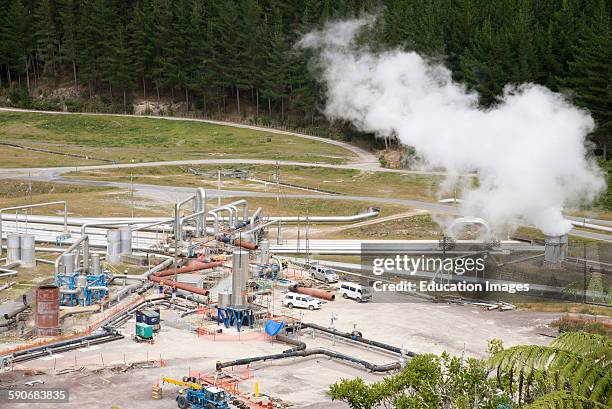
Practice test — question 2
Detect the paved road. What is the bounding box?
[3,167,610,242]
[1,108,610,242]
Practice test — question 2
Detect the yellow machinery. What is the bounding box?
[162,377,202,390]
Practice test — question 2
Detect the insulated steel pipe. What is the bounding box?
[217,206,236,228]
[2,294,28,321]
[174,189,210,241]
[208,211,220,235]
[195,188,207,237]
[241,220,278,236]
[250,207,262,225]
[227,205,239,227]
[53,235,89,276]
[230,199,248,223]
[153,260,224,278]
[0,201,68,258]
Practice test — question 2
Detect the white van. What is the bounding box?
[339,282,372,302]
[282,292,322,310]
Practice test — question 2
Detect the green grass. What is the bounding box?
[0,182,169,218]
[325,213,442,240]
[0,112,356,166]
[66,164,453,201]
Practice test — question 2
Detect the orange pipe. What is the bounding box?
[149,275,210,297]
[293,286,335,301]
[233,239,258,250]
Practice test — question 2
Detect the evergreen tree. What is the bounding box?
[4,0,34,89]
[57,0,80,89]
[130,0,155,100]
[106,24,133,112]
[261,12,290,118]
[566,0,611,147]
[77,0,113,97]
[0,0,608,153]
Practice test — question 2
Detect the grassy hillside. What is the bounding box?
[0,112,356,167]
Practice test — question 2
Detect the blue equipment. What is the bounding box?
[176,386,229,409]
[55,273,109,306]
[216,306,254,332]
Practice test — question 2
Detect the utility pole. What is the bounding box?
[130,159,135,217]
[217,170,221,207]
[297,215,301,255]
[583,242,587,304]
[275,161,281,203]
[130,172,134,218]
[28,172,32,209]
[306,215,310,265]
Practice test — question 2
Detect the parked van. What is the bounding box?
[309,265,339,283]
[339,282,372,302]
[282,292,322,310]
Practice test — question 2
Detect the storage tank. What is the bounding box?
[544,234,568,268]
[231,249,250,307]
[35,285,61,336]
[106,229,121,264]
[91,253,101,275]
[19,234,36,268]
[6,233,20,264]
[218,291,232,308]
[119,227,132,254]
[62,252,76,275]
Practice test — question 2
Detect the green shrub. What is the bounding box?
[550,315,611,337]
[8,86,32,108]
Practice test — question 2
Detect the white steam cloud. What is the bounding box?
[298,18,605,236]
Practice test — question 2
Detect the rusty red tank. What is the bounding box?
[35,285,61,336]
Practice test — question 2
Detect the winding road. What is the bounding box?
[0,108,610,242]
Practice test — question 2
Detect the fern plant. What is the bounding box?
[490,332,611,408]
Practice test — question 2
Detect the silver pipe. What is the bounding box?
[209,207,232,233]
[2,295,28,321]
[251,207,262,224]
[223,199,248,224]
[208,211,220,235]
[570,220,612,233]
[174,194,197,242]
[0,201,68,258]
[219,206,235,228]
[131,218,173,232]
[196,188,207,237]
[81,221,133,237]
[0,270,17,278]
[54,235,88,275]
[81,221,136,271]
[241,220,278,235]
[228,205,239,227]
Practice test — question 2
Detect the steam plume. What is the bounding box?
[298,18,605,236]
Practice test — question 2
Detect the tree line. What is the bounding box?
[0,0,609,146]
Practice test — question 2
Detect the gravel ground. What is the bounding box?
[0,290,560,409]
